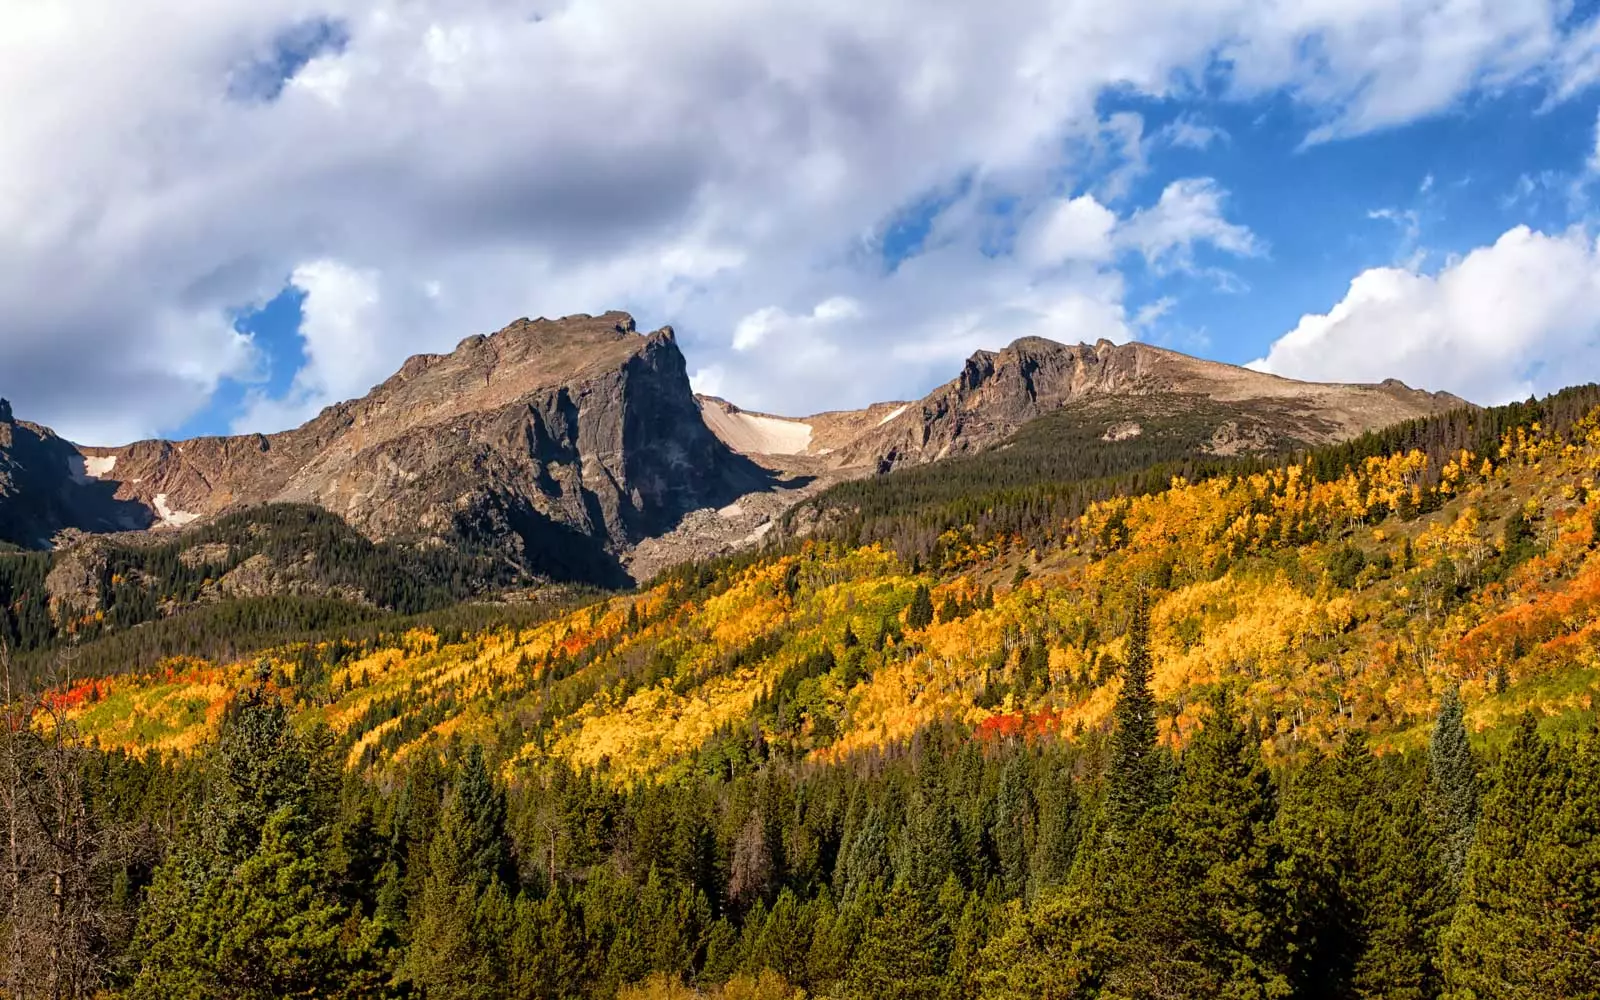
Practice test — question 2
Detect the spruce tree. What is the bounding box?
[1167,695,1288,998]
[845,884,950,1000]
[1441,712,1572,998]
[1105,594,1162,833]
[993,754,1033,899]
[906,585,935,630]
[455,744,514,890]
[1428,686,1479,882]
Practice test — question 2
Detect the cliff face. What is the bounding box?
[697,337,1467,473]
[2,316,1469,585]
[7,312,774,583]
[0,402,152,548]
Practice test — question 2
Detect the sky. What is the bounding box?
[2,1,1600,444]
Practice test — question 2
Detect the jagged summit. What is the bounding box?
[0,311,773,583]
[2,311,1466,583]
[696,334,1467,473]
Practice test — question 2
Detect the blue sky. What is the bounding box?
[3,1,1600,443]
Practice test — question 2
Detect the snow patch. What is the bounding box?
[152,494,200,528]
[699,400,813,455]
[66,454,117,484]
[877,404,909,426]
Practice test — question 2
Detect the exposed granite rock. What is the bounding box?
[6,312,783,584]
[699,336,1468,475]
[3,314,1467,586]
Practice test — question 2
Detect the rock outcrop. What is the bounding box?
[2,318,1467,585]
[5,313,780,583]
[699,337,1467,473]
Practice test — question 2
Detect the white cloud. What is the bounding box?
[1250,225,1600,404]
[1157,116,1228,150]
[233,260,386,431]
[0,1,1593,439]
[1549,15,1600,103]
[1019,195,1119,267]
[1116,178,1264,270]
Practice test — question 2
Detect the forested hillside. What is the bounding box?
[0,504,538,684]
[7,388,1600,997]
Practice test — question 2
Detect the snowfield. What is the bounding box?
[698,400,813,455]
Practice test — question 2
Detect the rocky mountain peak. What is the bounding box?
[0,311,778,583]
[0,397,11,424]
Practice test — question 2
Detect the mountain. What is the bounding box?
[1,312,780,585]
[25,376,1600,1000]
[2,314,1463,590]
[698,336,1466,472]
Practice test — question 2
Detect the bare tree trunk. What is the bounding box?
[0,637,107,1000]
[2,637,31,1000]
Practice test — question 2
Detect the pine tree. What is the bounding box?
[1027,764,1079,896]
[1350,759,1450,1000]
[993,754,1032,899]
[906,585,935,630]
[845,884,950,1000]
[1441,712,1583,999]
[409,803,505,999]
[1428,686,1479,882]
[1167,695,1288,999]
[1105,594,1162,833]
[454,744,514,890]
[131,807,357,1000]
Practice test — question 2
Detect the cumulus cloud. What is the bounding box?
[0,0,1594,439]
[233,260,387,431]
[1249,226,1600,404]
[1019,196,1119,267]
[1117,179,1264,270]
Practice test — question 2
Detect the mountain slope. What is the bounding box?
[4,316,1463,591]
[3,313,780,584]
[60,386,1600,777]
[700,337,1466,473]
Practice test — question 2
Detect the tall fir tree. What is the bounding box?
[1105,593,1162,834]
[1166,695,1289,999]
[1428,686,1479,882]
[1440,712,1595,999]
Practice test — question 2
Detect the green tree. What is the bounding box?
[1105,594,1162,833]
[1428,687,1479,882]
[907,585,936,630]
[131,807,357,1000]
[1440,713,1598,999]
[1167,695,1288,999]
[846,884,950,1000]
[993,755,1033,899]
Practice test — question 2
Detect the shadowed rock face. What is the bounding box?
[2,312,781,583]
[0,403,153,548]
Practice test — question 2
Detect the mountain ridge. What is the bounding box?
[2,311,1466,585]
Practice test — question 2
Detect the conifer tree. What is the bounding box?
[1167,695,1289,998]
[1441,713,1562,998]
[455,744,514,890]
[906,585,935,630]
[1428,686,1478,882]
[845,884,950,1000]
[993,754,1033,899]
[1105,594,1162,833]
